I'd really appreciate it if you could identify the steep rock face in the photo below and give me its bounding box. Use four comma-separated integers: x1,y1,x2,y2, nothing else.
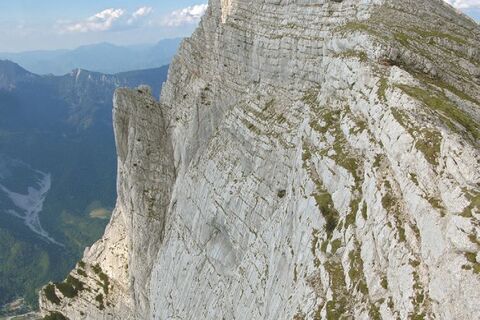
39,87,175,319
41,0,480,319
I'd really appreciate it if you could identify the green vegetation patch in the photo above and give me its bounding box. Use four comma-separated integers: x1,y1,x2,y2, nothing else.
361,203,368,220
307,104,365,234
391,108,443,166
381,276,388,289
330,239,343,255
302,147,312,163
320,243,381,320
462,192,480,218
463,252,480,274
95,293,105,310
391,108,412,129
337,21,378,36
55,282,76,299
42,311,68,320
410,173,419,186
377,77,389,102
348,249,368,295
397,84,480,142
301,87,320,109
345,197,361,230
382,192,396,211
92,264,110,295
77,268,87,277
293,311,306,320
327,113,361,185
394,32,411,47
415,129,442,166
382,182,406,243
311,229,320,256
336,50,368,63
425,77,480,106
43,283,60,305
349,245,382,319
52,275,85,299
409,260,428,319
324,260,349,320
314,192,339,239
411,29,467,46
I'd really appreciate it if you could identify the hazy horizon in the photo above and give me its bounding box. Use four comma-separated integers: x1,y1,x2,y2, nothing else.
0,37,184,54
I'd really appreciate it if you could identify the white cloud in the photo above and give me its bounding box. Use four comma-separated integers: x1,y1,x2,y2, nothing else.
133,6,153,18
128,6,153,25
161,4,208,27
62,7,153,33
65,8,125,33
444,0,480,9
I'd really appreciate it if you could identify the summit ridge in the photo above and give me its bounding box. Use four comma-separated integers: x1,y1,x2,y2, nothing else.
40,0,480,319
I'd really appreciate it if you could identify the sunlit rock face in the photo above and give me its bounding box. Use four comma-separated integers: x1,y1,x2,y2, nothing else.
40,0,480,319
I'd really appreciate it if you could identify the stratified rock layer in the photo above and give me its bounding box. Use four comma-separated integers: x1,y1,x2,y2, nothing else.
40,0,480,319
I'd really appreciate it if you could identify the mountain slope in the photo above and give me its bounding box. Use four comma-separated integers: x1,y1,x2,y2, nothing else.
0,60,37,90
0,61,169,312
40,0,480,319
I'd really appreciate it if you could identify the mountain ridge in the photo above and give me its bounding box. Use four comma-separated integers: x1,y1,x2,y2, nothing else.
0,60,37,90
0,38,182,75
40,0,480,319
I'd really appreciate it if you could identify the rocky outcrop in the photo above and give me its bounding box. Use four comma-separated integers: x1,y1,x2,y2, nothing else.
40,0,480,319
40,86,175,319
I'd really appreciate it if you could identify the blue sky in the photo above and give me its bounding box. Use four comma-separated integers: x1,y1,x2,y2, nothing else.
0,1,208,52
0,0,478,52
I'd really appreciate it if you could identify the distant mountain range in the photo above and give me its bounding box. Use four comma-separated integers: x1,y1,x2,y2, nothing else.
0,38,181,75
0,60,169,313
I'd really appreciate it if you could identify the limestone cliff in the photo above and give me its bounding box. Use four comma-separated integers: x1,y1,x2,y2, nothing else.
40,0,480,319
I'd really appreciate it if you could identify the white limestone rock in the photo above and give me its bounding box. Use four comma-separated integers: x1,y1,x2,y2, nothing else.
40,0,480,319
